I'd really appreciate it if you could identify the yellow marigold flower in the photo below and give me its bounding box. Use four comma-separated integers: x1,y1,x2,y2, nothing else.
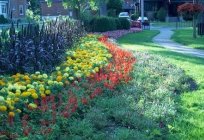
56,76,63,82
26,80,31,84
69,77,74,81
74,66,78,71
31,93,38,99
14,98,19,102
15,92,21,97
65,80,70,85
16,109,22,113
45,90,51,95
8,112,15,117
9,106,14,111
0,106,7,111
28,89,36,94
0,80,5,86
24,75,30,80
35,71,40,75
42,74,48,79
39,87,45,91
94,67,99,72
41,93,46,98
75,73,82,78
21,92,31,97
28,103,37,109
56,67,60,71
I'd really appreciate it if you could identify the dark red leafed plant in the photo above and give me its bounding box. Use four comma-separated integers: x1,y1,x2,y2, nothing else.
177,3,204,14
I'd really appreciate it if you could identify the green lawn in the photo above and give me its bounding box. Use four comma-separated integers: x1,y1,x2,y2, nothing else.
172,28,204,50
118,30,204,140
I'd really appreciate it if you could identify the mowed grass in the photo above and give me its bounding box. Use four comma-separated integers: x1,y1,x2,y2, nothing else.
118,30,204,139
172,28,204,50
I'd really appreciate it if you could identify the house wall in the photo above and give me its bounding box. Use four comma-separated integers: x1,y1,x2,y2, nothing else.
0,0,8,18
40,2,68,16
9,0,27,19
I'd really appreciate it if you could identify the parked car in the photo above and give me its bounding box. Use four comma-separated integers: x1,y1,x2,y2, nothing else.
137,17,149,22
119,12,131,21
137,16,150,29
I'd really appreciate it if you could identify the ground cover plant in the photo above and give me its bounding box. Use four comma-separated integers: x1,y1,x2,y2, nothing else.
118,30,204,139
172,28,204,50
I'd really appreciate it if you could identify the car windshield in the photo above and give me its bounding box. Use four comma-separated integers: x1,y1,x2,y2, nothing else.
119,13,128,16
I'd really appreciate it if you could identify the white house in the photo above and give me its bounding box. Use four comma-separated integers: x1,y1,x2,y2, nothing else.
0,0,8,18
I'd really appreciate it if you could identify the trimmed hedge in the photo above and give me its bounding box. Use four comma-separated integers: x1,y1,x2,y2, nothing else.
90,16,130,32
119,18,131,30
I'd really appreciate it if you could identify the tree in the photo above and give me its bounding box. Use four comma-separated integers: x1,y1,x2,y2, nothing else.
107,0,123,17
178,2,204,38
45,0,104,19
27,0,40,21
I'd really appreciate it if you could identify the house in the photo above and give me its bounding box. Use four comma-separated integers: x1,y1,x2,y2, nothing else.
39,0,75,20
0,0,27,20
123,0,196,21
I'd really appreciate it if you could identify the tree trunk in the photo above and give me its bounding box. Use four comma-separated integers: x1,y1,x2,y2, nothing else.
193,15,197,39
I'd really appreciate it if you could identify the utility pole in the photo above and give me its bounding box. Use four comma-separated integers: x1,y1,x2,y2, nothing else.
141,0,144,23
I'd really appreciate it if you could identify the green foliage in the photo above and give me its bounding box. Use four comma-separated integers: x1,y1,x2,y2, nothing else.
115,18,123,29
91,17,117,32
107,0,123,16
90,16,130,32
119,18,130,30
0,15,9,24
156,7,167,22
27,0,40,21
131,13,139,21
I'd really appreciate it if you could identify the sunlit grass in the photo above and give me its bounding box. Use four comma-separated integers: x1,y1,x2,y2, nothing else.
172,28,204,50
118,30,204,139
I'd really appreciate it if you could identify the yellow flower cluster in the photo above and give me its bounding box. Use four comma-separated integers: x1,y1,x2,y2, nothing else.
0,35,112,116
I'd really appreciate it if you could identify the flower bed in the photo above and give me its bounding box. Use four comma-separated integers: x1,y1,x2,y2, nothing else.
0,35,136,138
94,28,141,39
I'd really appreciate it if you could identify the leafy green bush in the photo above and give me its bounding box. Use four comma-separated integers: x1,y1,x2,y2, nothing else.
91,17,117,32
107,0,123,16
115,18,123,29
131,13,139,21
157,7,167,21
0,15,9,24
119,18,131,30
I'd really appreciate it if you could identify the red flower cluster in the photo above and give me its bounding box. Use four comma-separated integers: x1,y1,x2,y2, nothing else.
178,3,204,14
94,36,136,89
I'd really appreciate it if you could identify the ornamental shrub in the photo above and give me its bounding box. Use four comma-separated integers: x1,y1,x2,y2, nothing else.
115,18,123,29
119,18,131,30
91,17,117,32
156,7,167,21
0,15,9,24
0,20,85,74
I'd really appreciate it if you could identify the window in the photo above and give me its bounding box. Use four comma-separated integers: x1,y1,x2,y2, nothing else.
19,5,24,15
1,5,7,14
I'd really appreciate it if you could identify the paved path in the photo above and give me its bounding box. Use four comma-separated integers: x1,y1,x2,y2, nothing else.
152,27,204,58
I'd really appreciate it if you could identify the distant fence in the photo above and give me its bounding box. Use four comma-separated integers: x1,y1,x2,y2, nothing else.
175,21,193,29
0,23,34,31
